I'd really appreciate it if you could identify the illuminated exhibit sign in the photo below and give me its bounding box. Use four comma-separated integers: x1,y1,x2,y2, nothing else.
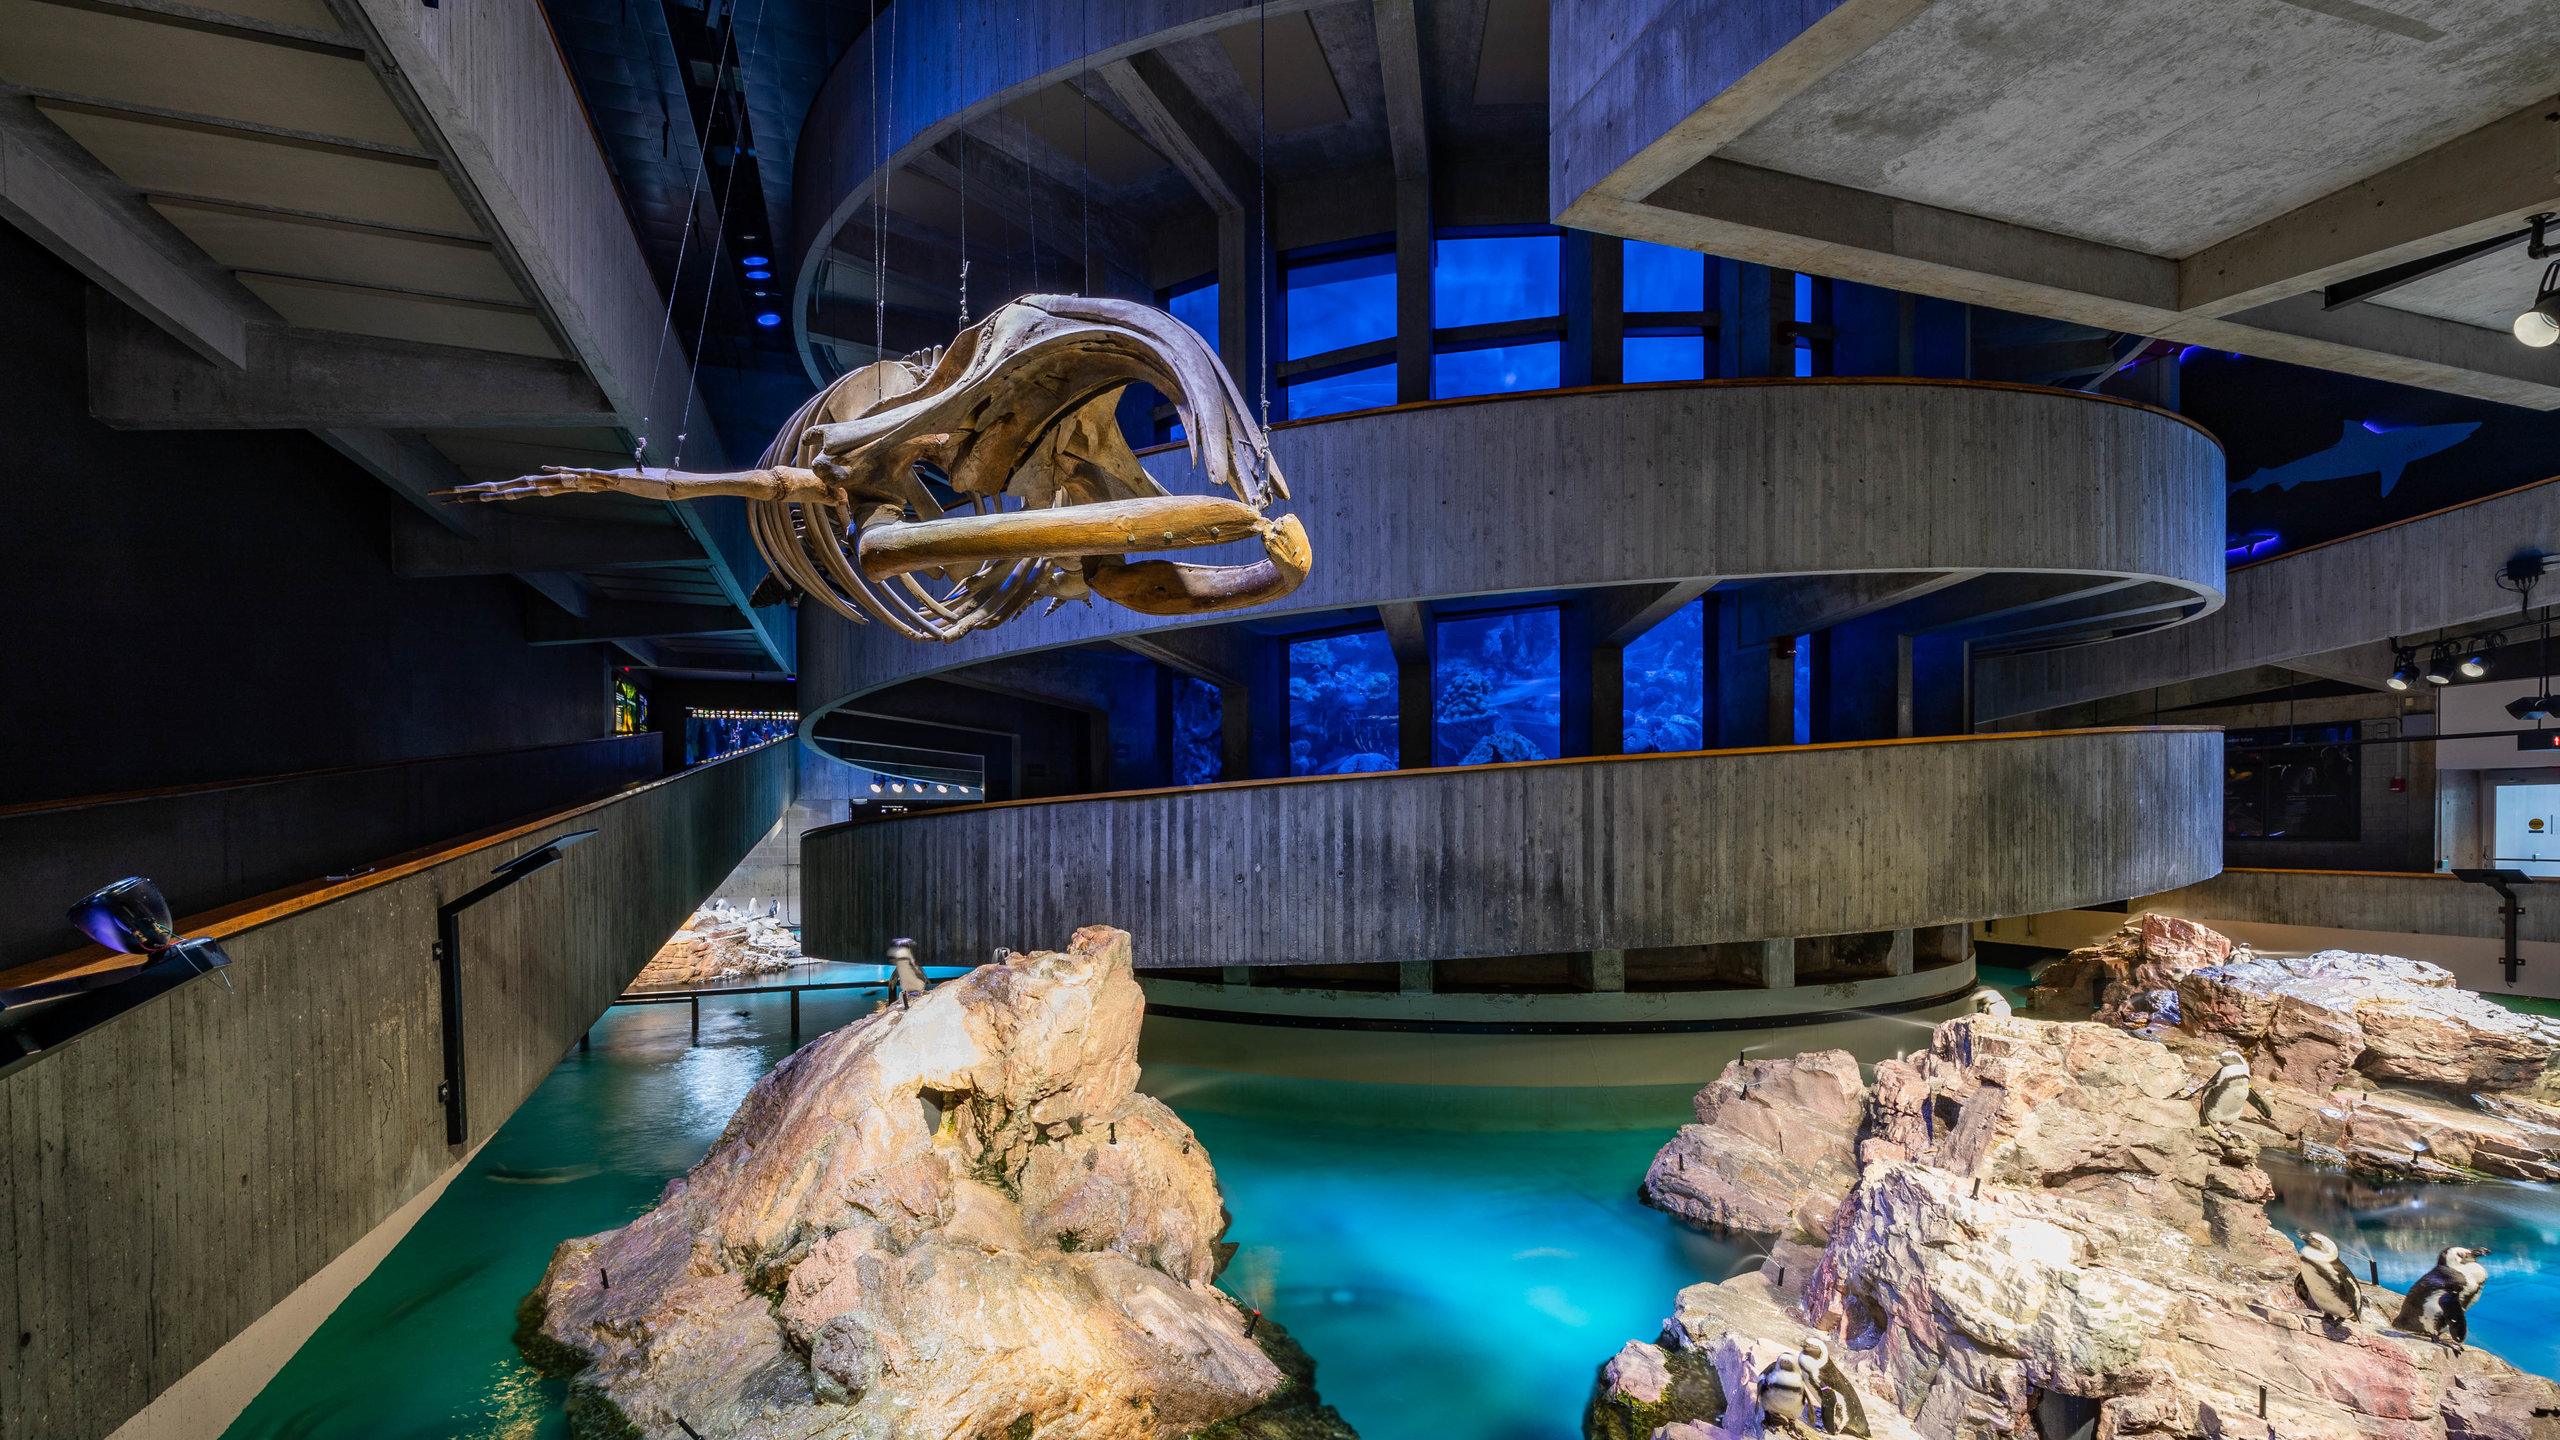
2517,731,2560,751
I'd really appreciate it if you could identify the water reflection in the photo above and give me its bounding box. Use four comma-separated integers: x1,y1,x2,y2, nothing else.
2262,1150,2559,1378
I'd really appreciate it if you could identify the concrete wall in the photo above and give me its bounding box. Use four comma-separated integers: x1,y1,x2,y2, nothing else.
0,740,792,1440
1979,476,2560,719
805,726,2221,969
0,223,617,805
0,734,661,972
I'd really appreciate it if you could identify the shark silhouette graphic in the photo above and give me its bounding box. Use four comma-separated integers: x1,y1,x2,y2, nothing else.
2229,419,2481,498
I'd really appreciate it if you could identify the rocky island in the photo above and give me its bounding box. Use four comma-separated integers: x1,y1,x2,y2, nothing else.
518,925,1353,1440
628,900,807,989
1600,1011,2560,1439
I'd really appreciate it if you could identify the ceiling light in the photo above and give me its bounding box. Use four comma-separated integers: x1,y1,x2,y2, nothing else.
2517,260,2560,348
935,784,949,793
2460,641,2493,679
2386,649,2417,691
741,254,769,266
745,269,773,280
2511,694,2553,721
870,782,883,793
2423,644,2456,685
756,312,782,327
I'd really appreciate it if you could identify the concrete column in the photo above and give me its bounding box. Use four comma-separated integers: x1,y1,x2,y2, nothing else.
1590,642,1626,756
1218,681,1250,781
1398,960,1434,994
1756,938,1794,989
1767,636,1802,744
1571,949,1626,992
1886,928,1914,976
1394,174,1431,403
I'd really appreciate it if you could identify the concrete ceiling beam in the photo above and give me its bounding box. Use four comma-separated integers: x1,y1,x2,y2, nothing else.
1112,628,1257,688
1588,579,1716,648
391,512,703,577
2283,640,2402,693
1735,570,1978,647
314,426,477,533
1096,54,1252,215
0,95,261,367
1375,599,1428,666
1371,0,1428,184
2177,103,2560,320
87,294,618,429
524,600,751,645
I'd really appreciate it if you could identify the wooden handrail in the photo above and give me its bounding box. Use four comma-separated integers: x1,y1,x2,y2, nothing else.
2214,865,2462,880
816,724,2221,832
1129,374,2222,457
0,739,790,993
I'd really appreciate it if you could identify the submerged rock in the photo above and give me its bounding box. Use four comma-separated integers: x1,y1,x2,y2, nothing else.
1589,1014,2560,1440
518,925,1290,1440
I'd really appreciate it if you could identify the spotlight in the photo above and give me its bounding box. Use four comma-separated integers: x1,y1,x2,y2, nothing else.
2423,644,2456,685
870,782,883,793
2509,694,2552,721
745,269,773,281
756,312,782,327
890,782,905,793
935,784,949,793
2386,649,2417,691
3,877,234,1012
2516,261,2560,348
741,254,769,266
2460,640,2494,679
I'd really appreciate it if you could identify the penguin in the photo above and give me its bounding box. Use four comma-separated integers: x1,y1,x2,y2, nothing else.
886,937,928,1002
1756,1351,1812,1427
2395,1246,2492,1351
1797,1334,1870,1436
2195,1050,2275,1133
2294,1231,2363,1325
1970,989,2013,1018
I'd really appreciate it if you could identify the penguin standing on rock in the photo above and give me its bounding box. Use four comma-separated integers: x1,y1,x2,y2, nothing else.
1970,989,2012,1018
2396,1246,2492,1351
2194,1050,2275,1135
1756,1352,1812,1428
1796,1335,1870,1436
2295,1231,2363,1325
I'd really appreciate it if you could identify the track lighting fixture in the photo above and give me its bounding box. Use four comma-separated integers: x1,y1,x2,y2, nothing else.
2459,636,2498,679
2518,260,2560,348
2387,648,2417,691
2423,643,2457,685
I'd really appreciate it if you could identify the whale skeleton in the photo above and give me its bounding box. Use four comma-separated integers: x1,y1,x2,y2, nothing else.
444,295,1311,643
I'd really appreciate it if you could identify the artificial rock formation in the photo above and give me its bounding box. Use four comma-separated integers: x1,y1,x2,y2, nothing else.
2036,917,2560,1183
1643,1050,1869,1238
519,926,1289,1439
630,901,803,989
1593,1016,2560,1440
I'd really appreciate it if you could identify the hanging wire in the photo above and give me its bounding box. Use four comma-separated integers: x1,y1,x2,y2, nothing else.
868,0,882,358
669,0,772,465
633,20,723,464
1020,10,1038,297
1079,0,1090,294
1256,0,1270,427
954,0,969,325
876,0,899,359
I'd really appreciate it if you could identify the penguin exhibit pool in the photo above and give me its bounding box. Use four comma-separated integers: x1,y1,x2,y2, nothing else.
216,958,2560,1440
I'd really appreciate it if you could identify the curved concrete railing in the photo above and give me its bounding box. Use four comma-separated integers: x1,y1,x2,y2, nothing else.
803,726,2221,967
799,380,2226,727
787,0,1273,381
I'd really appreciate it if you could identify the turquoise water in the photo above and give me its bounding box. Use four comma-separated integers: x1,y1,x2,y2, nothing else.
222,980,1732,1440
2264,1150,2560,1378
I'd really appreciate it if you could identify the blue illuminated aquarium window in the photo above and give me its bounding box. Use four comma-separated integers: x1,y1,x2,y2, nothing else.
1435,608,1560,765
1172,675,1223,785
1166,276,1219,355
1622,597,1705,753
1623,241,1705,312
1433,341,1560,399
1285,244,1396,360
1434,234,1560,328
1289,629,1399,776
1624,334,1706,383
1286,362,1396,420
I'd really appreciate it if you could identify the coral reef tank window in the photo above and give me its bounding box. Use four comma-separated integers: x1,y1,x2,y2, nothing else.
684,708,794,765
1284,361,1396,420
1283,241,1395,360
1433,340,1561,399
2223,726,2360,841
1621,598,1706,752
1434,233,1560,328
1622,240,1713,383
1172,674,1224,786
1435,607,1561,765
1288,628,1399,776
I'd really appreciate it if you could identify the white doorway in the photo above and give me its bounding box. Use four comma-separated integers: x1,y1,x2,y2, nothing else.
2492,783,2560,876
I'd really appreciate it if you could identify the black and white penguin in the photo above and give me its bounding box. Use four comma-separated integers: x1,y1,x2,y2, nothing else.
1970,989,2013,1019
2395,1246,2492,1350
2294,1231,2363,1325
886,937,928,1000
2196,1050,2275,1132
1796,1335,1870,1436
1757,1351,1812,1426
